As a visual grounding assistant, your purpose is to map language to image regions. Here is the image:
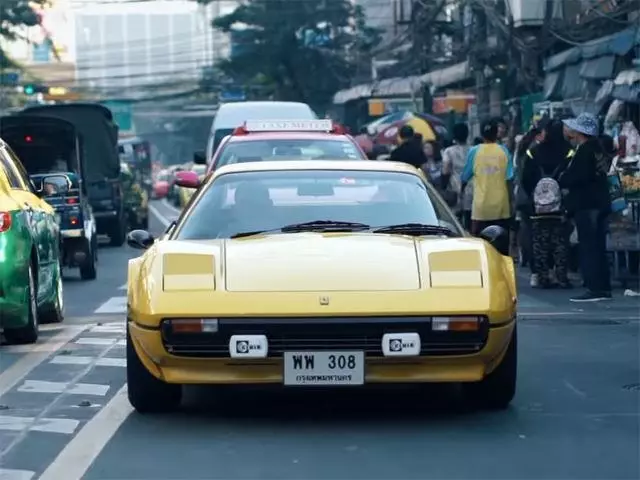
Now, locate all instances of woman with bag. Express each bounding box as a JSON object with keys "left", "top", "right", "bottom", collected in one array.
[{"left": 521, "top": 119, "right": 573, "bottom": 289}]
